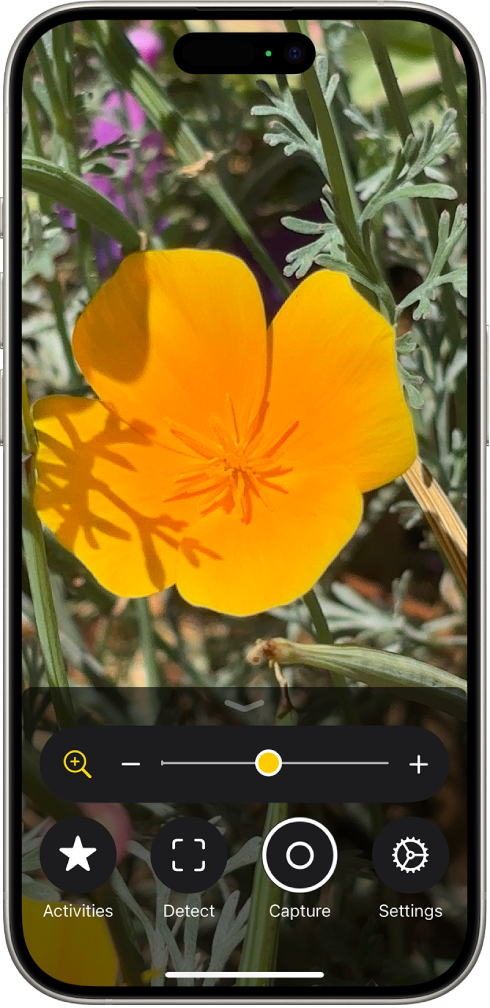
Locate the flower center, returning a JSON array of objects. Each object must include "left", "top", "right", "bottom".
[{"left": 164, "top": 394, "right": 298, "bottom": 524}]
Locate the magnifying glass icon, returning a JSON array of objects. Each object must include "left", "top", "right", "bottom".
[{"left": 63, "top": 750, "right": 92, "bottom": 778}]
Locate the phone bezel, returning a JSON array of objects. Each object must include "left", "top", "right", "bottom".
[{"left": 4, "top": 4, "right": 485, "bottom": 1004}]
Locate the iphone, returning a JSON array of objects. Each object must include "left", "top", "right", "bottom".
[{"left": 4, "top": 4, "right": 483, "bottom": 1002}]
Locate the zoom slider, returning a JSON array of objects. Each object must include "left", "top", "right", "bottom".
[{"left": 40, "top": 726, "right": 448, "bottom": 803}]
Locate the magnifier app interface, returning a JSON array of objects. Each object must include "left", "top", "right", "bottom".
[
  {"left": 26, "top": 683, "right": 463, "bottom": 990},
  {"left": 18, "top": 10, "right": 471, "bottom": 998}
]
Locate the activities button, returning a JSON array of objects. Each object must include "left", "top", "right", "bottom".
[
  {"left": 262, "top": 817, "right": 337, "bottom": 893},
  {"left": 151, "top": 816, "right": 227, "bottom": 894},
  {"left": 372, "top": 816, "right": 449, "bottom": 894},
  {"left": 40, "top": 817, "right": 117, "bottom": 893}
]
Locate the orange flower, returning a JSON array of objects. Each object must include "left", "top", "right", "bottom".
[{"left": 33, "top": 250, "right": 416, "bottom": 616}]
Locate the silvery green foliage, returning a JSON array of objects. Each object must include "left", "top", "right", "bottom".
[
  {"left": 356, "top": 110, "right": 460, "bottom": 225},
  {"left": 22, "top": 819, "right": 61, "bottom": 901},
  {"left": 281, "top": 198, "right": 388, "bottom": 300},
  {"left": 252, "top": 48, "right": 467, "bottom": 515},
  {"left": 200, "top": 891, "right": 250, "bottom": 987},
  {"left": 269, "top": 578, "right": 465, "bottom": 655},
  {"left": 252, "top": 55, "right": 342, "bottom": 173},
  {"left": 22, "top": 210, "right": 69, "bottom": 286},
  {"left": 22, "top": 874, "right": 61, "bottom": 902},
  {"left": 80, "top": 136, "right": 130, "bottom": 177},
  {"left": 395, "top": 330, "right": 425, "bottom": 408},
  {"left": 281, "top": 207, "right": 344, "bottom": 279},
  {"left": 279, "top": 111, "right": 461, "bottom": 303},
  {"left": 253, "top": 72, "right": 461, "bottom": 295},
  {"left": 113, "top": 835, "right": 261, "bottom": 986},
  {"left": 396, "top": 205, "right": 467, "bottom": 320}
]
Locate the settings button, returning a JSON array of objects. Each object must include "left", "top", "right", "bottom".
[
  {"left": 262, "top": 817, "right": 337, "bottom": 893},
  {"left": 372, "top": 816, "right": 449, "bottom": 894}
]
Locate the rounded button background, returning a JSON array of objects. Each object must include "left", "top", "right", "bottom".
[
  {"left": 40, "top": 816, "right": 117, "bottom": 893},
  {"left": 372, "top": 815, "right": 449, "bottom": 894},
  {"left": 151, "top": 816, "right": 227, "bottom": 894},
  {"left": 262, "top": 816, "right": 337, "bottom": 893}
]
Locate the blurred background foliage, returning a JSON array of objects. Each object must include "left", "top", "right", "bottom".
[{"left": 21, "top": 16, "right": 468, "bottom": 990}]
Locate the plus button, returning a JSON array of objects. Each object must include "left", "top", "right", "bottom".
[{"left": 409, "top": 755, "right": 429, "bottom": 774}]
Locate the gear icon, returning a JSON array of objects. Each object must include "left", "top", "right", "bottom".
[{"left": 392, "top": 837, "right": 429, "bottom": 873}]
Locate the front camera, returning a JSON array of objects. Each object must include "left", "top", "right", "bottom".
[{"left": 284, "top": 44, "right": 305, "bottom": 65}]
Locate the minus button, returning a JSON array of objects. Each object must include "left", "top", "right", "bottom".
[{"left": 121, "top": 762, "right": 141, "bottom": 766}]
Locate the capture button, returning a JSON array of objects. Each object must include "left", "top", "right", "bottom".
[
  {"left": 151, "top": 816, "right": 227, "bottom": 894},
  {"left": 262, "top": 817, "right": 337, "bottom": 893}
]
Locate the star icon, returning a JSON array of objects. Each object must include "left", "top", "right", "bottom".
[{"left": 59, "top": 835, "right": 97, "bottom": 872}]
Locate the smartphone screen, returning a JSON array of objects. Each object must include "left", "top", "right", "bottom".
[{"left": 8, "top": 6, "right": 481, "bottom": 1001}]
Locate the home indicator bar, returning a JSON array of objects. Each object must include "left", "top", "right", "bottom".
[
  {"left": 40, "top": 725, "right": 448, "bottom": 802},
  {"left": 165, "top": 972, "right": 325, "bottom": 979}
]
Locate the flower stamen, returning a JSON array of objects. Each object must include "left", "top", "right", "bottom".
[{"left": 164, "top": 395, "right": 299, "bottom": 523}]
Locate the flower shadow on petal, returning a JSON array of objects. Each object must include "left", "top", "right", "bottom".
[
  {"left": 73, "top": 256, "right": 152, "bottom": 384},
  {"left": 179, "top": 537, "right": 223, "bottom": 568},
  {"left": 33, "top": 398, "right": 220, "bottom": 597}
]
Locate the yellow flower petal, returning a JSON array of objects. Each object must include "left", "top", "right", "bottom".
[
  {"left": 266, "top": 271, "right": 417, "bottom": 491},
  {"left": 72, "top": 249, "right": 268, "bottom": 446},
  {"left": 33, "top": 396, "right": 200, "bottom": 597},
  {"left": 22, "top": 898, "right": 117, "bottom": 986},
  {"left": 176, "top": 464, "right": 362, "bottom": 616}
]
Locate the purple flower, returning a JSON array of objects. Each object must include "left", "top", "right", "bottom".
[
  {"left": 92, "top": 25, "right": 163, "bottom": 147},
  {"left": 84, "top": 24, "right": 166, "bottom": 274},
  {"left": 127, "top": 25, "right": 163, "bottom": 68}
]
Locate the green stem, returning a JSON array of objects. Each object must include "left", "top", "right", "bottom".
[
  {"left": 83, "top": 20, "right": 290, "bottom": 299},
  {"left": 149, "top": 625, "right": 208, "bottom": 687},
  {"left": 367, "top": 801, "right": 384, "bottom": 837},
  {"left": 34, "top": 35, "right": 98, "bottom": 298},
  {"left": 360, "top": 20, "right": 462, "bottom": 344},
  {"left": 65, "top": 26, "right": 99, "bottom": 299},
  {"left": 301, "top": 591, "right": 399, "bottom": 959},
  {"left": 430, "top": 27, "right": 467, "bottom": 162},
  {"left": 51, "top": 24, "right": 71, "bottom": 119},
  {"left": 23, "top": 67, "right": 83, "bottom": 384},
  {"left": 359, "top": 22, "right": 412, "bottom": 141},
  {"left": 135, "top": 598, "right": 161, "bottom": 687},
  {"left": 75, "top": 217, "right": 98, "bottom": 298},
  {"left": 303, "top": 589, "right": 358, "bottom": 725},
  {"left": 286, "top": 18, "right": 358, "bottom": 224},
  {"left": 22, "top": 379, "right": 74, "bottom": 727},
  {"left": 34, "top": 38, "right": 71, "bottom": 141},
  {"left": 237, "top": 801, "right": 288, "bottom": 986},
  {"left": 285, "top": 19, "right": 382, "bottom": 313},
  {"left": 46, "top": 279, "right": 81, "bottom": 387},
  {"left": 286, "top": 24, "right": 359, "bottom": 244},
  {"left": 201, "top": 175, "right": 290, "bottom": 297},
  {"left": 22, "top": 68, "right": 51, "bottom": 216},
  {"left": 381, "top": 883, "right": 403, "bottom": 967},
  {"left": 303, "top": 588, "right": 333, "bottom": 645},
  {"left": 23, "top": 156, "right": 141, "bottom": 253}
]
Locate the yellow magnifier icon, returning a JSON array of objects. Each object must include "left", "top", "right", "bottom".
[{"left": 63, "top": 750, "right": 92, "bottom": 778}]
